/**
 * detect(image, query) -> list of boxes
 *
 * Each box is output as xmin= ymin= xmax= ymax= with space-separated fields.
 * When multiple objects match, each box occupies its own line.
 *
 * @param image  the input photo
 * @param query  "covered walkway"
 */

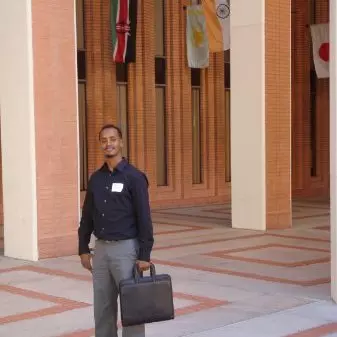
xmin=1 ymin=201 xmax=335 ymax=337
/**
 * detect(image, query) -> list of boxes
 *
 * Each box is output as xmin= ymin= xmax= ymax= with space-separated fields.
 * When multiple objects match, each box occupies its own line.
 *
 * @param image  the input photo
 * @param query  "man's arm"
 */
xmin=78 ymin=183 xmax=94 ymax=256
xmin=131 ymin=173 xmax=154 ymax=262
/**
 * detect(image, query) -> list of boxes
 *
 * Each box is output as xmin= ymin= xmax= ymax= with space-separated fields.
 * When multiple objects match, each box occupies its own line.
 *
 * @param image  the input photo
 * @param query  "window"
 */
xmin=116 ymin=63 xmax=129 ymax=158
xmin=191 ymin=69 xmax=203 ymax=184
xmin=78 ymin=83 xmax=88 ymax=191
xmin=76 ymin=0 xmax=88 ymax=190
xmin=224 ymin=50 xmax=231 ymax=182
xmin=155 ymin=0 xmax=168 ymax=186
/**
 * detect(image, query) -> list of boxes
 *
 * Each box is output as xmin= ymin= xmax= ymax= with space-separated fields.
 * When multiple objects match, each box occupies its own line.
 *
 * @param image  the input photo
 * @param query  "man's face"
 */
xmin=99 ymin=127 xmax=123 ymax=158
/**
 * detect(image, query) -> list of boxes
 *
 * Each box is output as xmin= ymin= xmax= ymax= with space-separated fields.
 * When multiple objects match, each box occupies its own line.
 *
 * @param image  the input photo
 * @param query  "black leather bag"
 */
xmin=119 ymin=263 xmax=175 ymax=327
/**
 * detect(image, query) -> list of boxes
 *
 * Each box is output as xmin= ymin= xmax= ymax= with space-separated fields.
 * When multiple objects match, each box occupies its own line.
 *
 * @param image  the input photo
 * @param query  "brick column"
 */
xmin=0 ymin=0 xmax=79 ymax=260
xmin=265 ymin=0 xmax=292 ymax=228
xmin=85 ymin=0 xmax=117 ymax=175
xmin=230 ymin=0 xmax=292 ymax=230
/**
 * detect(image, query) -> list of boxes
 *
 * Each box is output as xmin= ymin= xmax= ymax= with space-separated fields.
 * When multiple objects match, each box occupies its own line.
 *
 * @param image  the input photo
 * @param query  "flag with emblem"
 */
xmin=202 ymin=0 xmax=230 ymax=52
xmin=111 ymin=0 xmax=137 ymax=63
xmin=310 ymin=23 xmax=329 ymax=78
xmin=186 ymin=5 xmax=209 ymax=68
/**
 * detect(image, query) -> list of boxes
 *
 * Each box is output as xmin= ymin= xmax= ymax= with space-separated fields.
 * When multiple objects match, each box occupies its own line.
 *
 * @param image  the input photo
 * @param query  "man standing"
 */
xmin=78 ymin=124 xmax=154 ymax=337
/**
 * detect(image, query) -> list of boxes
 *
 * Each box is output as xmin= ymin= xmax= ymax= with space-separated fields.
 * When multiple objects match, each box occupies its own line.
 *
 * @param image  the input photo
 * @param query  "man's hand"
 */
xmin=80 ymin=253 xmax=92 ymax=272
xmin=136 ymin=260 xmax=151 ymax=272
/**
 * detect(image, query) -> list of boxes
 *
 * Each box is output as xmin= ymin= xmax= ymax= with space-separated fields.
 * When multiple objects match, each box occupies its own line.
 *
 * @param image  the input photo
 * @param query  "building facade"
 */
xmin=77 ymin=0 xmax=330 ymax=211
xmin=0 ymin=0 xmax=337 ymax=299
xmin=77 ymin=0 xmax=233 ymax=209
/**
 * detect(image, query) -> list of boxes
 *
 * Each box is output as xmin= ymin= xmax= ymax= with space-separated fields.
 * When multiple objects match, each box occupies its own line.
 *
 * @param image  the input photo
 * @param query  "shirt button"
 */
xmin=102 ymin=213 xmax=105 ymax=217
xmin=106 ymin=186 xmax=109 ymax=190
xmin=104 ymin=200 xmax=107 ymax=203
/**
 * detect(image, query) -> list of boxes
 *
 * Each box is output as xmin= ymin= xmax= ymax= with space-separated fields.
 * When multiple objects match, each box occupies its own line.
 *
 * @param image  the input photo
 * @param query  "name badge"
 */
xmin=111 ymin=183 xmax=124 ymax=192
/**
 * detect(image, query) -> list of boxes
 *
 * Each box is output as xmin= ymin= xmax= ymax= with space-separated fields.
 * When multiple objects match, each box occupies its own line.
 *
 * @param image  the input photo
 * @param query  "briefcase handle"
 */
xmin=133 ymin=263 xmax=157 ymax=283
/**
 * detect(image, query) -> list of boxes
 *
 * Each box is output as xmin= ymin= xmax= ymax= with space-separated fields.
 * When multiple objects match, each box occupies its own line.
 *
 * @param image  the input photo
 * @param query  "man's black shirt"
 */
xmin=78 ymin=159 xmax=154 ymax=261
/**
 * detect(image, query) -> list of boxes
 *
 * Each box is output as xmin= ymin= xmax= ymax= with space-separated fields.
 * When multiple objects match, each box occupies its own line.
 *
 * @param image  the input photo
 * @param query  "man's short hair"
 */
xmin=98 ymin=124 xmax=123 ymax=140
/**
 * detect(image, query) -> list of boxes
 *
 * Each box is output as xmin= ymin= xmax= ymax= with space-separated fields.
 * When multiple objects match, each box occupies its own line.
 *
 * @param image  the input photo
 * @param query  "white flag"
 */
xmin=186 ymin=5 xmax=209 ymax=68
xmin=215 ymin=0 xmax=230 ymax=51
xmin=310 ymin=23 xmax=329 ymax=78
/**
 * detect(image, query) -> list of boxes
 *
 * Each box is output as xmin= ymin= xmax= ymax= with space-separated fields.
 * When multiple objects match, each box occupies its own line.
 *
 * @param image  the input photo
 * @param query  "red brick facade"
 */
xmin=83 ymin=0 xmax=331 ymax=220
xmin=0 ymin=0 xmax=331 ymax=249
xmin=292 ymin=0 xmax=330 ymax=198
xmin=83 ymin=0 xmax=231 ymax=208
xmin=265 ymin=0 xmax=292 ymax=228
xmin=0 ymin=0 xmax=79 ymax=258
xmin=32 ymin=0 xmax=79 ymax=258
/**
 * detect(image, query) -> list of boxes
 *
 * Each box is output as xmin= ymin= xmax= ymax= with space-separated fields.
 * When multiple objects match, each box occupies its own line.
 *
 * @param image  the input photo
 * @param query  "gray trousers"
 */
xmin=92 ymin=239 xmax=145 ymax=337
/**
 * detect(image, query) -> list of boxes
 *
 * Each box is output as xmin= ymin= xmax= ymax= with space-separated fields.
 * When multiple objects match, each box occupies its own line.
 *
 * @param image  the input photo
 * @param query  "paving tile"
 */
xmin=0 ymin=201 xmax=334 ymax=337
xmin=172 ymin=279 xmax=260 ymax=302
xmin=0 ymin=291 xmax=54 ymax=317
xmin=182 ymin=311 xmax=329 ymax=337
xmin=0 ymin=270 xmax=93 ymax=304
xmin=285 ymin=301 xmax=337 ymax=322
xmin=173 ymin=298 xmax=199 ymax=310
xmin=227 ymin=293 xmax=314 ymax=315
xmin=225 ymin=245 xmax=329 ymax=265
xmin=36 ymin=258 xmax=89 ymax=276
xmin=145 ymin=306 xmax=259 ymax=337
xmin=162 ymin=254 xmax=330 ymax=285
xmin=0 ymin=270 xmax=48 ymax=285
xmin=0 ymin=307 xmax=93 ymax=337
xmin=0 ymin=256 xmax=31 ymax=270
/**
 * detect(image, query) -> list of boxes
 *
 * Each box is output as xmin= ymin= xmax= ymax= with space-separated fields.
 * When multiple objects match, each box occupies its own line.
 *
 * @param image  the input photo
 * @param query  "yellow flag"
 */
xmin=202 ymin=0 xmax=223 ymax=52
xmin=186 ymin=5 xmax=209 ymax=68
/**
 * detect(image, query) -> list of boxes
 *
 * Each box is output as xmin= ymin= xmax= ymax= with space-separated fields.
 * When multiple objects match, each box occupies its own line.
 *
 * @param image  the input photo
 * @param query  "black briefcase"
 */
xmin=119 ymin=263 xmax=175 ymax=327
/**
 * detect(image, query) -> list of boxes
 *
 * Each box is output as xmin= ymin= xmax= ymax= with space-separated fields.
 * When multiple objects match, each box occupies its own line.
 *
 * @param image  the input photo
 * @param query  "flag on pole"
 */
xmin=310 ymin=23 xmax=329 ymax=78
xmin=186 ymin=5 xmax=209 ymax=68
xmin=202 ymin=0 xmax=230 ymax=52
xmin=215 ymin=0 xmax=230 ymax=51
xmin=111 ymin=0 xmax=137 ymax=63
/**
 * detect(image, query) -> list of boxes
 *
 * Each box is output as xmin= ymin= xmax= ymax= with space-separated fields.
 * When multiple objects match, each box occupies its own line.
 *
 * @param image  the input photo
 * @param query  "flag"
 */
xmin=186 ymin=5 xmax=209 ymax=68
xmin=111 ymin=0 xmax=137 ymax=63
xmin=310 ymin=23 xmax=329 ymax=78
xmin=202 ymin=0 xmax=230 ymax=52
xmin=215 ymin=0 xmax=230 ymax=51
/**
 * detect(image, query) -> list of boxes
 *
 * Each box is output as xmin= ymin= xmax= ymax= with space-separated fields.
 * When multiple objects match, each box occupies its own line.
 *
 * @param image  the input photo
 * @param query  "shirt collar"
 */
xmin=100 ymin=158 xmax=128 ymax=173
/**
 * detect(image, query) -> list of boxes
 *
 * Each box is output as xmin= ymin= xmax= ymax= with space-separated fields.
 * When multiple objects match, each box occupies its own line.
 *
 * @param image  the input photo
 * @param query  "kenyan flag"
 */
xmin=111 ymin=0 xmax=138 ymax=63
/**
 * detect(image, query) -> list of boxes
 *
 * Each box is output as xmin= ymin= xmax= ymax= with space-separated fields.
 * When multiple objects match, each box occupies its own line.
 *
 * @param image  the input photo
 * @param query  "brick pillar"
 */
xmin=85 ymin=0 xmax=117 ymax=176
xmin=128 ymin=0 xmax=146 ymax=170
xmin=265 ymin=0 xmax=292 ymax=228
xmin=0 ymin=0 xmax=79 ymax=260
xmin=231 ymin=0 xmax=292 ymax=230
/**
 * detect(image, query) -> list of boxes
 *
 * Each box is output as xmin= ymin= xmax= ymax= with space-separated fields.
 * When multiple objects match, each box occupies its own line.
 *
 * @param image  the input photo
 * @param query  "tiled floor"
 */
xmin=1 ymin=199 xmax=336 ymax=337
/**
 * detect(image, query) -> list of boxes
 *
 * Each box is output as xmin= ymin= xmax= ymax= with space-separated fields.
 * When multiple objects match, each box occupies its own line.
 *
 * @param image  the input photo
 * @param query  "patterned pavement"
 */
xmin=1 ymin=200 xmax=336 ymax=337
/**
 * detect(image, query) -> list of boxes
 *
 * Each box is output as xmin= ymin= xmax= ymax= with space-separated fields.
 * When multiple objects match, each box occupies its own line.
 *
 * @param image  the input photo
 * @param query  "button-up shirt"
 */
xmin=78 ymin=159 xmax=154 ymax=261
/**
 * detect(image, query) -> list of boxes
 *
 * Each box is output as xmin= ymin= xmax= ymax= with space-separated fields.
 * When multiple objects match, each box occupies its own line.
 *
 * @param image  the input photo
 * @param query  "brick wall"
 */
xmin=82 ymin=0 xmax=330 ymax=210
xmin=0 ymin=1 xmax=79 ymax=257
xmin=265 ymin=0 xmax=292 ymax=228
xmin=84 ymin=0 xmax=231 ymax=208
xmin=292 ymin=0 xmax=330 ymax=199
xmin=32 ymin=0 xmax=79 ymax=258
xmin=0 ymin=0 xmax=332 ymax=247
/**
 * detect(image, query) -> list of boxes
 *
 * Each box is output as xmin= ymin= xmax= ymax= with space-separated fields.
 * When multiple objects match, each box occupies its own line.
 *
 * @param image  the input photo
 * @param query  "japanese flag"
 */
xmin=310 ymin=23 xmax=329 ymax=78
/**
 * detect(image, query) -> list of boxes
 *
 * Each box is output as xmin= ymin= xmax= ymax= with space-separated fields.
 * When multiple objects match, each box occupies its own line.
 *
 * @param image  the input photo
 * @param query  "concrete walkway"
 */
xmin=1 ymin=200 xmax=336 ymax=337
